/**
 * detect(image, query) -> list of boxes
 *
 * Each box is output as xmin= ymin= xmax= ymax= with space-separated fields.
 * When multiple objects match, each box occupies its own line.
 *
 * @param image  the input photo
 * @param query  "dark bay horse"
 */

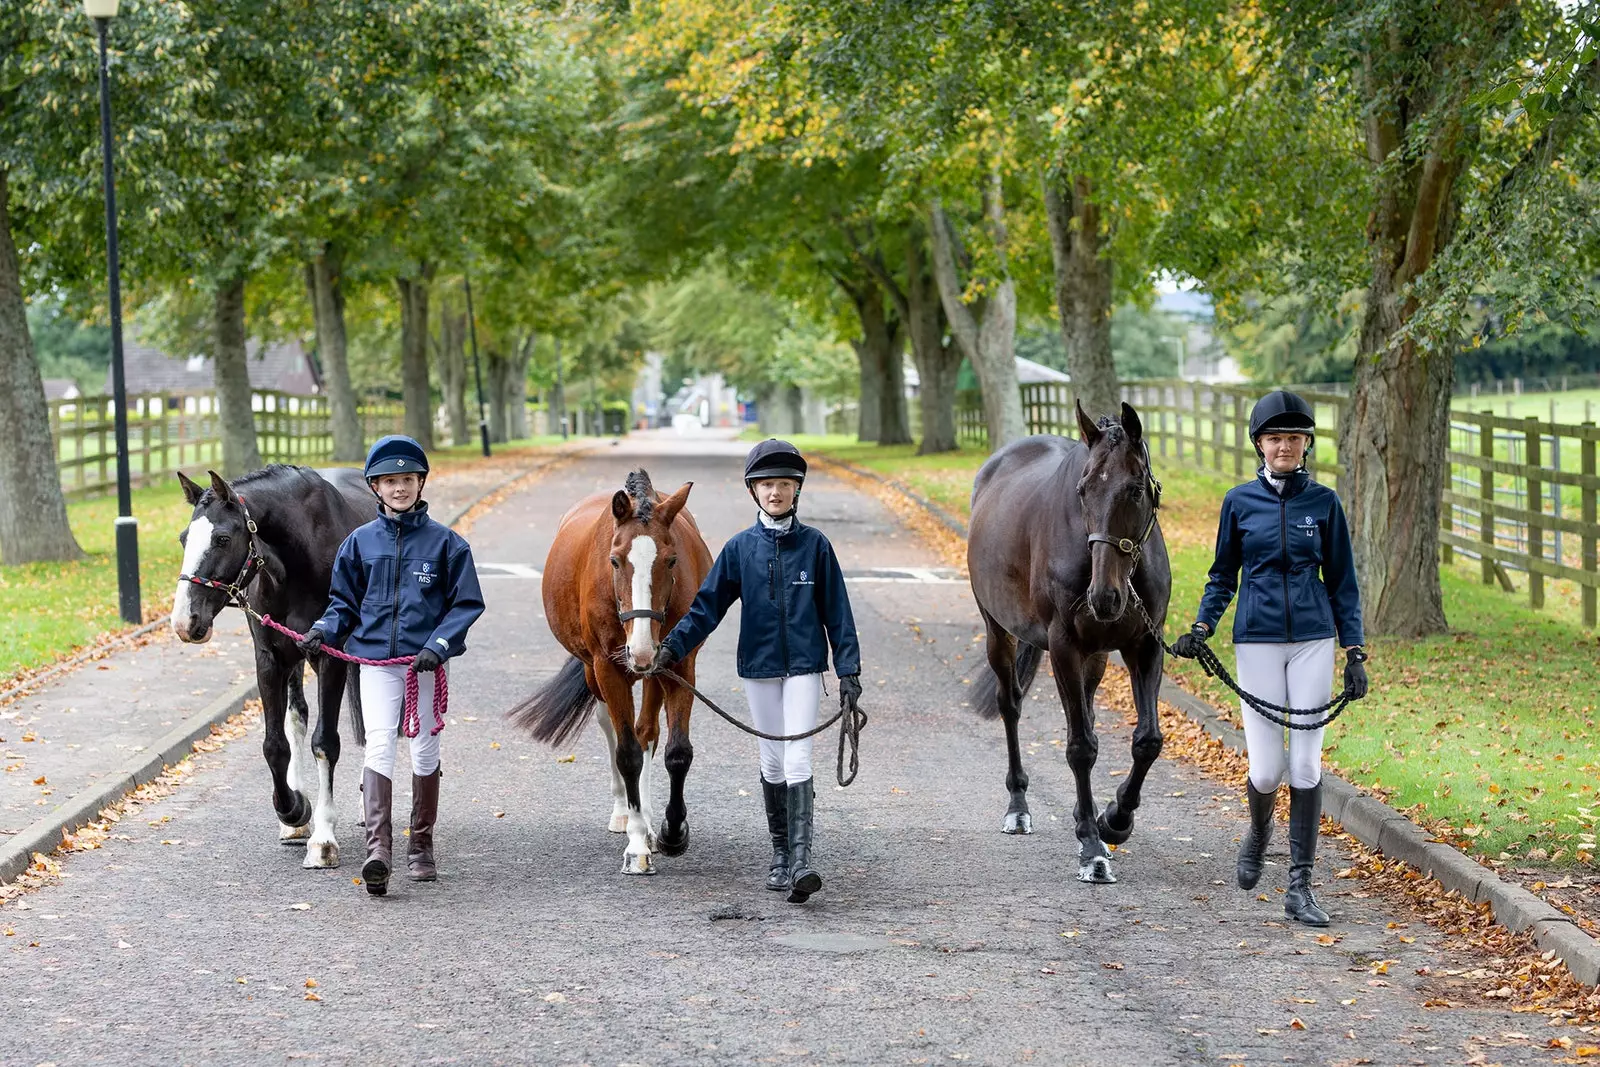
xmin=968 ymin=401 xmax=1171 ymax=884
xmin=172 ymin=466 xmax=371 ymax=868
xmin=509 ymin=470 xmax=712 ymax=875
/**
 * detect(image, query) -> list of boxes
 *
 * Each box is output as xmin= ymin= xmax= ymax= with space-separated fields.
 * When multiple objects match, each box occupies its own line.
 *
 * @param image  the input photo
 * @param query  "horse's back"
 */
xmin=972 ymin=435 xmax=1082 ymax=515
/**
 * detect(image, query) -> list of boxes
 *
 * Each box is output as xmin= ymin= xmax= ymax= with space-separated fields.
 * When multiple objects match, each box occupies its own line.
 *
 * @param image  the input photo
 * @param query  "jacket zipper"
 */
xmin=773 ymin=532 xmax=791 ymax=673
xmin=1278 ymin=494 xmax=1294 ymax=643
xmin=389 ymin=520 xmax=405 ymax=657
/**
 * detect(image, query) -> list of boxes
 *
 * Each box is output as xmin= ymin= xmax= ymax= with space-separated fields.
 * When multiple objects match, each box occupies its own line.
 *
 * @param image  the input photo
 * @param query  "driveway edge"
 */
xmin=826 ymin=450 xmax=1600 ymax=986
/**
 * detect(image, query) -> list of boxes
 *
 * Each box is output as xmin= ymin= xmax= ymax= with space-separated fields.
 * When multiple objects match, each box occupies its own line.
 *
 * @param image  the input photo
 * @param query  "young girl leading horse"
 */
xmin=652 ymin=439 xmax=863 ymax=903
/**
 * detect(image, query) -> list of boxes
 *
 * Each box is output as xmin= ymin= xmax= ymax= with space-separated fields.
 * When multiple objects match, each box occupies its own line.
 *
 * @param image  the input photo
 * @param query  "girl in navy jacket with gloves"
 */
xmin=299 ymin=435 xmax=485 ymax=897
xmin=1172 ymin=392 xmax=1368 ymax=927
xmin=652 ymin=439 xmax=861 ymax=903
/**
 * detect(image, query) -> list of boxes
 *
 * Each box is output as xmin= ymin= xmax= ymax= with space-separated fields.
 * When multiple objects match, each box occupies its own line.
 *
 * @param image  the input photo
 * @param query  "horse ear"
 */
xmin=1120 ymin=401 xmax=1143 ymax=443
xmin=176 ymin=470 xmax=205 ymax=506
xmin=611 ymin=489 xmax=634 ymax=525
xmin=206 ymin=470 xmax=236 ymax=504
xmin=1075 ymin=399 xmax=1102 ymax=447
xmin=655 ymin=482 xmax=693 ymax=528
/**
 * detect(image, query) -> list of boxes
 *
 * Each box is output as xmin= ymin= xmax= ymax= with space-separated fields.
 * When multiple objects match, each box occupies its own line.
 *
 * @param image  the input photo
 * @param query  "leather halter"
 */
xmin=618 ymin=608 xmax=666 ymax=624
xmin=178 ymin=494 xmax=266 ymax=607
xmin=1085 ymin=442 xmax=1163 ymax=566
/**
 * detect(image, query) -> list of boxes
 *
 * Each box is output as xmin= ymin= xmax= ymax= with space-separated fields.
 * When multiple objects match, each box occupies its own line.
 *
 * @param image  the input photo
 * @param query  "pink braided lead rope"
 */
xmin=259 ymin=614 xmax=447 ymax=738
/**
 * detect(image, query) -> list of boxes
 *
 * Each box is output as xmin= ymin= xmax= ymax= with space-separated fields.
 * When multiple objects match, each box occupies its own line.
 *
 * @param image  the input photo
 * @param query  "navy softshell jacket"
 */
xmin=1197 ymin=470 xmax=1364 ymax=647
xmin=662 ymin=519 xmax=861 ymax=680
xmin=314 ymin=501 xmax=486 ymax=661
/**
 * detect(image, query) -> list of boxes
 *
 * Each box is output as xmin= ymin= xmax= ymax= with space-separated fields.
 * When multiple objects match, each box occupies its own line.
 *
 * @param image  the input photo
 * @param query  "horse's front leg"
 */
xmin=635 ymin=676 xmax=665 ymax=854
xmin=595 ymin=665 xmax=652 ymax=875
xmin=302 ymin=656 xmax=346 ymax=869
xmin=656 ymin=665 xmax=694 ymax=857
xmin=258 ymin=652 xmax=311 ymax=840
xmin=1099 ymin=632 xmax=1165 ymax=846
xmin=1048 ymin=631 xmax=1113 ymax=884
xmin=982 ymin=610 xmax=1032 ymax=835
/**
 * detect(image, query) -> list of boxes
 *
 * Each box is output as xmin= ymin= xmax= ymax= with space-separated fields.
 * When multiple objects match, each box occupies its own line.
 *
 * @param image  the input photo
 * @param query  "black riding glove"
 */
xmin=413 ymin=648 xmax=443 ymax=673
xmin=648 ymin=644 xmax=677 ymax=675
xmin=1171 ymin=623 xmax=1210 ymax=660
xmin=297 ymin=629 xmax=324 ymax=657
xmin=1344 ymin=648 xmax=1369 ymax=700
xmin=839 ymin=674 xmax=863 ymax=711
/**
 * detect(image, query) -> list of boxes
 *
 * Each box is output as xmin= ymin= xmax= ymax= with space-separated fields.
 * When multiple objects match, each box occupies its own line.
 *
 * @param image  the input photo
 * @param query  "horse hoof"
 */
xmin=278 ymin=822 xmax=311 ymax=844
xmin=622 ymin=852 xmax=656 ymax=876
xmin=1077 ymin=856 xmax=1117 ymax=884
xmin=302 ymin=840 xmax=340 ymax=869
xmin=1002 ymin=812 xmax=1033 ymax=835
xmin=608 ymin=813 xmax=629 ymax=834
xmin=1097 ymin=809 xmax=1134 ymax=846
xmin=277 ymin=792 xmax=313 ymax=829
xmin=657 ymin=823 xmax=689 ymax=857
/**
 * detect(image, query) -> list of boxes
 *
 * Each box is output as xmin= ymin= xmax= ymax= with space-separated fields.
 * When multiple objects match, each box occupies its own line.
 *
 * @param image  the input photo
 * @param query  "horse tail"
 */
xmin=345 ymin=664 xmax=366 ymax=747
xmin=971 ymin=642 xmax=1045 ymax=721
xmin=508 ymin=656 xmax=597 ymax=747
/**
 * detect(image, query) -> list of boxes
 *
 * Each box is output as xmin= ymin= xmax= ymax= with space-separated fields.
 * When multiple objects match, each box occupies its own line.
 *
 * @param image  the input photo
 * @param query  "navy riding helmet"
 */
xmin=364 ymin=435 xmax=430 ymax=496
xmin=1248 ymin=391 xmax=1317 ymax=460
xmin=744 ymin=438 xmax=807 ymax=514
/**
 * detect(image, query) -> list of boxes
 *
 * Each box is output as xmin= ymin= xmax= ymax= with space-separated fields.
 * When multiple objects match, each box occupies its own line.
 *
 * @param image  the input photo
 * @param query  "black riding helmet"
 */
xmin=744 ymin=438 xmax=807 ymax=515
xmin=1248 ymin=390 xmax=1316 ymax=464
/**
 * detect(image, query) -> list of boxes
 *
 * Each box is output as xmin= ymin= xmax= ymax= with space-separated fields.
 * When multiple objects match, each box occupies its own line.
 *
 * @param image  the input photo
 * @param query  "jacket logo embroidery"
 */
xmin=793 ymin=569 xmax=814 ymax=586
xmin=414 ymin=560 xmax=435 ymax=585
xmin=1297 ymin=516 xmax=1317 ymax=538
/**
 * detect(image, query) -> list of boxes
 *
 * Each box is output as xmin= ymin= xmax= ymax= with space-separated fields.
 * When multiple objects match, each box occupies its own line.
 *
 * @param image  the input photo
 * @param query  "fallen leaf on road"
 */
xmin=1575 ymin=1047 xmax=1600 ymax=1058
xmin=159 ymin=839 xmax=181 ymax=846
xmin=305 ymin=979 xmax=318 ymax=988
xmin=1101 ymin=962 xmax=1124 ymax=970
xmin=494 ymin=811 xmax=506 ymax=818
xmin=1060 ymin=930 xmax=1081 ymax=938
xmin=1316 ymin=934 xmax=1340 ymax=945
xmin=1398 ymin=935 xmax=1416 ymax=943
xmin=1291 ymin=997 xmax=1316 ymax=1004
xmin=1370 ymin=960 xmax=1393 ymax=975
xmin=543 ymin=992 xmax=567 ymax=1003
xmin=557 ymin=754 xmax=575 ymax=763
xmin=1483 ymin=986 xmax=1514 ymax=999
xmin=1423 ymin=998 xmax=1453 ymax=1008
xmin=290 ymin=902 xmax=311 ymax=911
xmin=489 ymin=741 xmax=501 ymax=750
xmin=116 ymin=940 xmax=131 ymax=949
xmin=32 ymin=775 xmax=46 ymax=785
xmin=1290 ymin=1018 xmax=1306 ymax=1031
xmin=305 ymin=992 xmax=322 ymax=1002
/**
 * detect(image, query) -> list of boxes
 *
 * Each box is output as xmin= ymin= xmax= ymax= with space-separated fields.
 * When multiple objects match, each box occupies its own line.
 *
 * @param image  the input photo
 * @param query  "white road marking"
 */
xmin=476 ymin=562 xmax=543 ymax=579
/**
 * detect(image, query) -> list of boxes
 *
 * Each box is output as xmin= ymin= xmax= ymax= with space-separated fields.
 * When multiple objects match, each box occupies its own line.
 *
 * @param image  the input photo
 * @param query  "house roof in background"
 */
xmin=106 ymin=329 xmax=320 ymax=396
xmin=1016 ymin=356 xmax=1072 ymax=383
xmin=41 ymin=378 xmax=80 ymax=400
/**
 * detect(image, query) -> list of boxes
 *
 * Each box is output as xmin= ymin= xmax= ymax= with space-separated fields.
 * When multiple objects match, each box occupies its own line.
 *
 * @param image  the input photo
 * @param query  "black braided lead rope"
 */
xmin=654 ymin=667 xmax=868 ymax=787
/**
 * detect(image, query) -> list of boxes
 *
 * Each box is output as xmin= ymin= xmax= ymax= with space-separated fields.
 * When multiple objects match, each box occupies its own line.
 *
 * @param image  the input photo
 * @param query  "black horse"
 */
xmin=967 ymin=401 xmax=1171 ymax=884
xmin=172 ymin=465 xmax=372 ymax=868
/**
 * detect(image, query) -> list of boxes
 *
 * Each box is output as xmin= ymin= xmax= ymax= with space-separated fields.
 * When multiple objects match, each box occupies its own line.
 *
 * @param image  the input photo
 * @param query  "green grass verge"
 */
xmin=803 ymin=433 xmax=1598 ymax=865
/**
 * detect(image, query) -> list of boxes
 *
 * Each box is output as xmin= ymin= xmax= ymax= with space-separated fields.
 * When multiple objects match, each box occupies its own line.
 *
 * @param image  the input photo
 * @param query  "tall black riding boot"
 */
xmin=361 ymin=768 xmax=393 ymax=897
xmin=762 ymin=779 xmax=791 ymax=892
xmin=1285 ymin=784 xmax=1330 ymax=927
xmin=1237 ymin=781 xmax=1277 ymax=890
xmin=786 ymin=779 xmax=822 ymax=904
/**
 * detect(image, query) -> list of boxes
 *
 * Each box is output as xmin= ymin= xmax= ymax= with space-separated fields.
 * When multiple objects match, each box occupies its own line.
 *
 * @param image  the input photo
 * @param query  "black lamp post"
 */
xmin=462 ymin=276 xmax=490 ymax=457
xmin=88 ymin=0 xmax=140 ymax=625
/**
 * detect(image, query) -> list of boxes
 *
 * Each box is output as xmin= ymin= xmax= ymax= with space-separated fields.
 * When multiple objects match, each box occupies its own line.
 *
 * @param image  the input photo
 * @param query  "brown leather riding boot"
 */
xmin=361 ymin=768 xmax=393 ymax=897
xmin=407 ymin=768 xmax=441 ymax=881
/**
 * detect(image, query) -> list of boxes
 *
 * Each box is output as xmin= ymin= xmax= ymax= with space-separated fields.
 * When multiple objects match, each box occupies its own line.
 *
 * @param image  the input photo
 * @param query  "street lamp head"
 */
xmin=84 ymin=0 xmax=119 ymax=18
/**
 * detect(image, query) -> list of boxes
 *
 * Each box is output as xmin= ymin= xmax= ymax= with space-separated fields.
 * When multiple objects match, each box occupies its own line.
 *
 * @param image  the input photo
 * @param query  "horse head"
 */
xmin=609 ymin=469 xmax=694 ymax=673
xmin=1075 ymin=400 xmax=1159 ymax=623
xmin=171 ymin=470 xmax=259 ymax=644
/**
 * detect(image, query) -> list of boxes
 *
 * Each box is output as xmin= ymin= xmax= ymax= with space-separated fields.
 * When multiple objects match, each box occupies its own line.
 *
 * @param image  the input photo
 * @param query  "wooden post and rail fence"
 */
xmin=956 ymin=380 xmax=1600 ymax=628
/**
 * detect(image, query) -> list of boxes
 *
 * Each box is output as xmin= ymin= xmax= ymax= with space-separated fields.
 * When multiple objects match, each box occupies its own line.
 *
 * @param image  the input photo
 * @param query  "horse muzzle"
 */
xmin=1087 ymin=585 xmax=1127 ymax=623
xmin=173 ymin=613 xmax=215 ymax=644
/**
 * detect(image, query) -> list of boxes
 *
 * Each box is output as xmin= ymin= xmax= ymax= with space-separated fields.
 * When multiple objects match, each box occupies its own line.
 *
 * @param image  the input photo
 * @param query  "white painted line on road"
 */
xmin=478 ymin=562 xmax=544 ymax=579
xmin=843 ymin=567 xmax=965 ymax=585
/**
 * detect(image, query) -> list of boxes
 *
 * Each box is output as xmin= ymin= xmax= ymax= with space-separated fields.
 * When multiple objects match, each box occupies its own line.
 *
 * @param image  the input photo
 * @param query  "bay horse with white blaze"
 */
xmin=171 ymin=466 xmax=371 ymax=868
xmin=509 ymin=470 xmax=712 ymax=875
xmin=968 ymin=401 xmax=1171 ymax=884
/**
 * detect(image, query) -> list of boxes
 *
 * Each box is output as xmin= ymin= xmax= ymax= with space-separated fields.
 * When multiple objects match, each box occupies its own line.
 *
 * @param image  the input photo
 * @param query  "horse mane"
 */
xmin=1093 ymin=418 xmax=1127 ymax=448
xmin=196 ymin=463 xmax=306 ymax=506
xmin=624 ymin=469 xmax=655 ymax=523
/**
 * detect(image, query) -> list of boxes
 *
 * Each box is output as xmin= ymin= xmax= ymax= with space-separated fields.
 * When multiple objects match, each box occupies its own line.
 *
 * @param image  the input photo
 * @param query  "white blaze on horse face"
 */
xmin=171 ymin=515 xmax=215 ymax=642
xmin=626 ymin=535 xmax=658 ymax=668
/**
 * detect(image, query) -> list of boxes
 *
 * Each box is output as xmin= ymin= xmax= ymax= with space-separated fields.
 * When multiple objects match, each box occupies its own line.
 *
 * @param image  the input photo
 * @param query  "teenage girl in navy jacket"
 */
xmin=652 ymin=439 xmax=862 ymax=903
xmin=1173 ymin=392 xmax=1369 ymax=927
xmin=300 ymin=436 xmax=485 ymax=897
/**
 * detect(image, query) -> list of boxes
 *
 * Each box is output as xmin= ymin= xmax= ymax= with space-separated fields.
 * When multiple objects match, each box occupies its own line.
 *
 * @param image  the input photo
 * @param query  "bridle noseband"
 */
xmin=179 ymin=495 xmax=266 ymax=609
xmin=1085 ymin=442 xmax=1163 ymax=567
xmin=618 ymin=608 xmax=666 ymax=624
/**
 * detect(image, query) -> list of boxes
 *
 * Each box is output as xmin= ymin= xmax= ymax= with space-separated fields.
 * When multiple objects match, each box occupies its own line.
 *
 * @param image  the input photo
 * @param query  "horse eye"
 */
xmin=610 ymin=557 xmax=621 ymax=569
xmin=666 ymin=557 xmax=678 ymax=569
xmin=215 ymin=535 xmax=231 ymax=547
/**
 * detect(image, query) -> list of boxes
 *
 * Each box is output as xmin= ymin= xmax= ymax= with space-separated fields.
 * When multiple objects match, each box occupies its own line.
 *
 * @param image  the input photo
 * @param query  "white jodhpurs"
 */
xmin=744 ymin=673 xmax=823 ymax=786
xmin=1234 ymin=638 xmax=1336 ymax=792
xmin=360 ymin=663 xmax=441 ymax=780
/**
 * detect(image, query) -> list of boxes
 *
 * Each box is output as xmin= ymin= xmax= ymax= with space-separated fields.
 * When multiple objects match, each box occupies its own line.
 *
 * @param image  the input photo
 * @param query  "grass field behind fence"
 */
xmin=790 ymin=432 xmax=1598 ymax=866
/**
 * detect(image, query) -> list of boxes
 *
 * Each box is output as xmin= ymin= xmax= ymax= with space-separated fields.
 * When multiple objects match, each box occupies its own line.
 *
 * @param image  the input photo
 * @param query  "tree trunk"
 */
xmin=508 ymin=334 xmax=533 ymax=439
xmin=1043 ymin=172 xmax=1119 ymax=419
xmin=550 ymin=338 xmax=567 ymax=438
xmin=308 ymin=242 xmax=363 ymax=461
xmin=850 ymin=286 xmax=887 ymax=443
xmin=879 ymin=315 xmax=911 ymax=445
xmin=396 ymin=265 xmax=434 ymax=450
xmin=213 ymin=274 xmax=261 ymax=475
xmin=904 ymin=224 xmax=960 ymax=454
xmin=486 ymin=349 xmax=510 ymax=443
xmin=0 ymin=167 xmax=83 ymax=564
xmin=929 ymin=172 xmax=1023 ymax=448
xmin=435 ymin=296 xmax=469 ymax=446
xmin=1338 ymin=85 xmax=1464 ymax=637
